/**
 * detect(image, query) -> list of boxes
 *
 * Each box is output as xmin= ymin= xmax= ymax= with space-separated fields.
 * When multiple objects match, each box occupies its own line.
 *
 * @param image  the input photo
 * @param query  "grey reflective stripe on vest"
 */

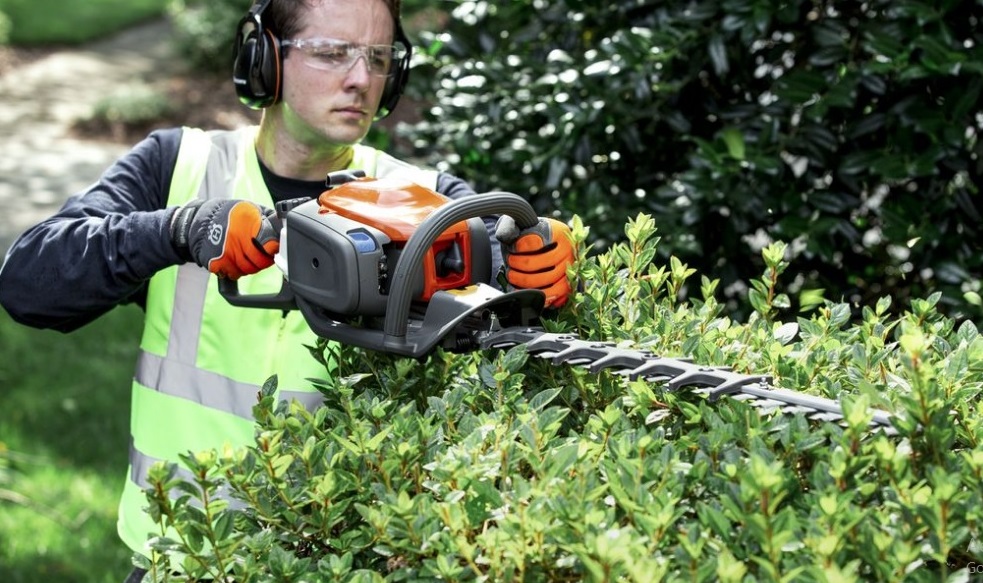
xmin=129 ymin=439 xmax=246 ymax=510
xmin=134 ymin=350 xmax=325 ymax=419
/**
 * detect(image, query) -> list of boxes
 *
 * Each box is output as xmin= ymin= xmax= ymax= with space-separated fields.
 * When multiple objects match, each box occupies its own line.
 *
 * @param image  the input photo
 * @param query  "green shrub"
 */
xmin=0 ymin=10 xmax=11 ymax=45
xmin=405 ymin=0 xmax=983 ymax=321
xmin=0 ymin=443 xmax=22 ymax=505
xmin=138 ymin=214 xmax=982 ymax=581
xmin=0 ymin=0 xmax=168 ymax=45
xmin=91 ymin=85 xmax=175 ymax=124
xmin=165 ymin=0 xmax=243 ymax=74
xmin=72 ymin=85 xmax=177 ymax=143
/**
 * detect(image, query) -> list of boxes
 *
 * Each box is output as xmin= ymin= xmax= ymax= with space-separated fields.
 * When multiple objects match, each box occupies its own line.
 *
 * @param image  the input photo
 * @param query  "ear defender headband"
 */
xmin=232 ymin=0 xmax=413 ymax=118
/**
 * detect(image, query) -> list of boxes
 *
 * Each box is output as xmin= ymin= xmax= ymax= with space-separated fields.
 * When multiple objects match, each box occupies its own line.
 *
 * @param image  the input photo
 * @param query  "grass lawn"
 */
xmin=1 ymin=2 xmax=194 ymax=579
xmin=0 ymin=304 xmax=145 ymax=583
xmin=0 ymin=0 xmax=169 ymax=45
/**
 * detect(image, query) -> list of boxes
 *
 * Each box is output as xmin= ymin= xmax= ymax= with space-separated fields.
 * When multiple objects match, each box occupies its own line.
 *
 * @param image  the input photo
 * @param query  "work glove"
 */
xmin=495 ymin=216 xmax=576 ymax=308
xmin=170 ymin=198 xmax=279 ymax=280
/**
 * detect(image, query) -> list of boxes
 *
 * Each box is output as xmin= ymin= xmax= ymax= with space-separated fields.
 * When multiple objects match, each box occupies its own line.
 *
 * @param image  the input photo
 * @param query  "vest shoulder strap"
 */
xmin=168 ymin=127 xmax=212 ymax=206
xmin=351 ymin=144 xmax=439 ymax=189
xmin=169 ymin=128 xmax=256 ymax=206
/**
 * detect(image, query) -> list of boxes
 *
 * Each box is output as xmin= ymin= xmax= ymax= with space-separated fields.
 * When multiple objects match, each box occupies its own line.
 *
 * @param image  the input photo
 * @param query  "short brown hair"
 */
xmin=268 ymin=0 xmax=401 ymax=40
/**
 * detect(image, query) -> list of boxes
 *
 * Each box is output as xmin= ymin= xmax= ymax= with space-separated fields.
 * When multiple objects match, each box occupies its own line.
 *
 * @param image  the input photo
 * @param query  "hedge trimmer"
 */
xmin=220 ymin=172 xmax=895 ymax=433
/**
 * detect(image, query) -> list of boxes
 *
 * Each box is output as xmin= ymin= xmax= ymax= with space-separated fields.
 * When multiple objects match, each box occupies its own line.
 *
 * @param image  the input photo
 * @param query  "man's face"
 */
xmin=278 ymin=0 xmax=395 ymax=147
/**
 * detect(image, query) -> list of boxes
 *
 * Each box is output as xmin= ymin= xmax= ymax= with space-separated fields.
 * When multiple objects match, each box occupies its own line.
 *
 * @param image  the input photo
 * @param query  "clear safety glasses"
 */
xmin=279 ymin=38 xmax=406 ymax=77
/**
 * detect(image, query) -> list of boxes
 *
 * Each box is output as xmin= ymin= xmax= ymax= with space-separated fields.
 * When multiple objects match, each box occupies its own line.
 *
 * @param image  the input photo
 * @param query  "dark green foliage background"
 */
xmin=406 ymin=0 xmax=983 ymax=319
xmin=160 ymin=0 xmax=983 ymax=316
xmin=165 ymin=0 xmax=245 ymax=74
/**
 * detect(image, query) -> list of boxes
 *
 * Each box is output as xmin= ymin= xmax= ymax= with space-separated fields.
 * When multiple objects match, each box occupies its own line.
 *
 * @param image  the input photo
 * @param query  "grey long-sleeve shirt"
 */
xmin=0 ymin=127 xmax=499 ymax=332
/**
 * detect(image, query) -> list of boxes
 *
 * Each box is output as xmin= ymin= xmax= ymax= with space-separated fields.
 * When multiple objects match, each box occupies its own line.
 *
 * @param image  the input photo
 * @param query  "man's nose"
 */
xmin=344 ymin=53 xmax=372 ymax=87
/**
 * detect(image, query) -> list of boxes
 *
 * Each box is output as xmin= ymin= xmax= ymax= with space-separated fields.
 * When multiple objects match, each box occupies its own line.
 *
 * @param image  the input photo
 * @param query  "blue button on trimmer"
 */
xmin=348 ymin=230 xmax=377 ymax=253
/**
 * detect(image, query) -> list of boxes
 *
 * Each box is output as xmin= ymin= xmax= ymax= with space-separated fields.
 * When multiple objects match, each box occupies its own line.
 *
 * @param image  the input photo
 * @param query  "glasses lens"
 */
xmin=364 ymin=46 xmax=395 ymax=74
xmin=285 ymin=39 xmax=401 ymax=76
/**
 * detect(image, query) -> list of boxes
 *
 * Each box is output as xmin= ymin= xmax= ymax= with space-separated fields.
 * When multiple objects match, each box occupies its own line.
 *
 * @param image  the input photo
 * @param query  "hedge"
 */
xmin=138 ymin=216 xmax=982 ymax=581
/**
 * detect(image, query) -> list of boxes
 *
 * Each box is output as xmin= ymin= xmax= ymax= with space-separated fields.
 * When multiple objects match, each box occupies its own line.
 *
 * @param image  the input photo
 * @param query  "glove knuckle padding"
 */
xmin=501 ymin=217 xmax=575 ymax=308
xmin=494 ymin=215 xmax=521 ymax=244
xmin=219 ymin=203 xmax=275 ymax=275
xmin=183 ymin=199 xmax=277 ymax=279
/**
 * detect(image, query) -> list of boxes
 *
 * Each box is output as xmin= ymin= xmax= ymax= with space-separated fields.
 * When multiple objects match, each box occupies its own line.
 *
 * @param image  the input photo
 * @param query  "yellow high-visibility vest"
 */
xmin=118 ymin=126 xmax=438 ymax=555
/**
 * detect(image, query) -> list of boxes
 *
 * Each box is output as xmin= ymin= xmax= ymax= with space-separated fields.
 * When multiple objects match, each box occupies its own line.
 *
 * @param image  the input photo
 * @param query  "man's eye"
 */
xmin=368 ymin=49 xmax=392 ymax=69
xmin=312 ymin=48 xmax=348 ymax=63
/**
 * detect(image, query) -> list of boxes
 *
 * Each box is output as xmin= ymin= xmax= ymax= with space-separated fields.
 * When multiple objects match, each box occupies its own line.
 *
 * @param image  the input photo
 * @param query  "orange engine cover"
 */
xmin=317 ymin=177 xmax=474 ymax=300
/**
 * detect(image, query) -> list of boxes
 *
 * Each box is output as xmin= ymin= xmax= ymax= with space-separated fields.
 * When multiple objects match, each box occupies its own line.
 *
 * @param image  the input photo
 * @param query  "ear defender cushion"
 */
xmin=233 ymin=22 xmax=282 ymax=109
xmin=376 ymin=25 xmax=413 ymax=119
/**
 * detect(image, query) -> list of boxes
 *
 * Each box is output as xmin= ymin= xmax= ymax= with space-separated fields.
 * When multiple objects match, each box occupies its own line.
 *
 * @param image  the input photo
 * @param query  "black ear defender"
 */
xmin=232 ymin=0 xmax=414 ymax=116
xmin=233 ymin=0 xmax=282 ymax=109
xmin=376 ymin=22 xmax=413 ymax=119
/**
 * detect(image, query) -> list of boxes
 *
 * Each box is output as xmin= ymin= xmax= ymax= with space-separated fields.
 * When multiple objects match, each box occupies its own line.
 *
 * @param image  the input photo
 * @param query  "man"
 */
xmin=0 ymin=0 xmax=574 ymax=579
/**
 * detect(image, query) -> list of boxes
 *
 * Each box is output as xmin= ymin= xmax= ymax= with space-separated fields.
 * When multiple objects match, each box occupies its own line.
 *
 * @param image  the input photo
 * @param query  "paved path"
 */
xmin=0 ymin=19 xmax=177 ymax=254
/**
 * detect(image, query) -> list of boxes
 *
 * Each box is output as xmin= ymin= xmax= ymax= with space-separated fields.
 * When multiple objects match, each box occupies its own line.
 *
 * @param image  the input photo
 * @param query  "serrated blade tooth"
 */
xmin=587 ymin=348 xmax=659 ymax=374
xmin=667 ymin=367 xmax=751 ymax=392
xmin=780 ymin=405 xmax=816 ymax=416
xmin=627 ymin=358 xmax=694 ymax=382
xmin=809 ymin=412 xmax=844 ymax=423
xmin=702 ymin=375 xmax=774 ymax=401
xmin=480 ymin=327 xmax=544 ymax=350
xmin=748 ymin=398 xmax=786 ymax=409
xmin=522 ymin=333 xmax=576 ymax=356
xmin=551 ymin=340 xmax=615 ymax=366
